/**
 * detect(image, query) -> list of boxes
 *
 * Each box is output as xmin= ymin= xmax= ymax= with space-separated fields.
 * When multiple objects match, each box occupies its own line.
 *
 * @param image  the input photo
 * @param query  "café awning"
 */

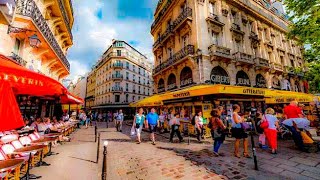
xmin=129 ymin=94 xmax=163 ymax=107
xmin=0 ymin=54 xmax=66 ymax=96
xmin=60 ymin=92 xmax=84 ymax=104
xmin=0 ymin=80 xmax=25 ymax=131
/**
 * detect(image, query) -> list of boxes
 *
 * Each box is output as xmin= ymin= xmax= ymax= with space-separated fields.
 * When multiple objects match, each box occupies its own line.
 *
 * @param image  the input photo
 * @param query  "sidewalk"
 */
xmin=102 ymin=121 xmax=320 ymax=180
xmin=30 ymin=127 xmax=99 ymax=180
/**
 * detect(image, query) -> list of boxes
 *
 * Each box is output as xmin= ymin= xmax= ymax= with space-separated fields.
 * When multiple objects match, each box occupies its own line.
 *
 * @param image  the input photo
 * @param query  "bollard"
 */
xmin=96 ymin=132 xmax=100 ymax=163
xmin=101 ymin=141 xmax=108 ymax=180
xmin=106 ymin=120 xmax=108 ymax=128
xmin=250 ymin=131 xmax=258 ymax=170
xmin=95 ymin=125 xmax=97 ymax=142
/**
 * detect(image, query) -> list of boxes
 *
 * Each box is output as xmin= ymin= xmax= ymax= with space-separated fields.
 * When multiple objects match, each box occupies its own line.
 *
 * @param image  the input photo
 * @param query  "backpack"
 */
xmin=191 ymin=116 xmax=196 ymax=125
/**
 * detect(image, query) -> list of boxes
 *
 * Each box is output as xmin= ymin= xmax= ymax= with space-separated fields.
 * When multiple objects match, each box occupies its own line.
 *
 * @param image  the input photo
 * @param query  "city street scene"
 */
xmin=0 ymin=0 xmax=320 ymax=180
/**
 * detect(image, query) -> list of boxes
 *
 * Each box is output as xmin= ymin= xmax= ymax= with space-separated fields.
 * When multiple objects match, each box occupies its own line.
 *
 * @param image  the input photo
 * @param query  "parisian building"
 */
xmin=151 ymin=0 xmax=307 ymax=94
xmin=91 ymin=40 xmax=153 ymax=110
xmin=85 ymin=69 xmax=96 ymax=108
xmin=0 ymin=0 xmax=73 ymax=81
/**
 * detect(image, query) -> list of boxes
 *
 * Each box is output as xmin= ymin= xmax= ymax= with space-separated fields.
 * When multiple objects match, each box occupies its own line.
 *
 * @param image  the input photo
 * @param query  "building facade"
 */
xmin=0 ymin=0 xmax=73 ymax=81
xmin=85 ymin=69 xmax=96 ymax=108
xmin=151 ymin=0 xmax=307 ymax=94
xmin=92 ymin=40 xmax=153 ymax=109
xmin=69 ymin=76 xmax=87 ymax=101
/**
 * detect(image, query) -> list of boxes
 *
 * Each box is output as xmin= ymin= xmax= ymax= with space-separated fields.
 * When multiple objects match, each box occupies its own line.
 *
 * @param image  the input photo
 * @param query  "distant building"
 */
xmin=85 ymin=69 xmax=96 ymax=108
xmin=69 ymin=76 xmax=87 ymax=101
xmin=88 ymin=40 xmax=153 ymax=111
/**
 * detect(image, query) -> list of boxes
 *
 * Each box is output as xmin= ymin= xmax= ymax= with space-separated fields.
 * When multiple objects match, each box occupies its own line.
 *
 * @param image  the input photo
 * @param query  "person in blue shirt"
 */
xmin=146 ymin=108 xmax=159 ymax=145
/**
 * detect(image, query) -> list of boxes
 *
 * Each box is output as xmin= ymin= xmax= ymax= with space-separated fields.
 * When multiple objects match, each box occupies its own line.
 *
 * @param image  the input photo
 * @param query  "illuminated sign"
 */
xmin=0 ymin=73 xmax=44 ymax=86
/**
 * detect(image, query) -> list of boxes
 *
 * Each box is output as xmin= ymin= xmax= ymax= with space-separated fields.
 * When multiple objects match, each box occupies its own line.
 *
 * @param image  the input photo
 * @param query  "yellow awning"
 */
xmin=265 ymin=91 xmax=315 ymax=104
xmin=130 ymin=94 xmax=163 ymax=107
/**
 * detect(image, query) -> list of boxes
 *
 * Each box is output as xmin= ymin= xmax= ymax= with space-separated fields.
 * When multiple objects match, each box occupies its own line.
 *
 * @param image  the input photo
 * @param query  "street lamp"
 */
xmin=28 ymin=34 xmax=41 ymax=48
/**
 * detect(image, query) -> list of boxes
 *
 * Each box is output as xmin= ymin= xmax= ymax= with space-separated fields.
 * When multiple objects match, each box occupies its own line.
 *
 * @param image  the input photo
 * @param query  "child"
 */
xmin=256 ymin=113 xmax=268 ymax=149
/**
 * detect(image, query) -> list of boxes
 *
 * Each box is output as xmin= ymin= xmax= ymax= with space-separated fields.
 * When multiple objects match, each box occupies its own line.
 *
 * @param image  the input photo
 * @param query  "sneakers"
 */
xmin=152 ymin=141 xmax=156 ymax=145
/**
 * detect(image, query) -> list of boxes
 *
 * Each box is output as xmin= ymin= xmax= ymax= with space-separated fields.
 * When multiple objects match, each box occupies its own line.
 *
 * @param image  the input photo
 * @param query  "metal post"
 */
xmin=250 ymin=131 xmax=258 ymax=170
xmin=95 ymin=124 xmax=97 ymax=142
xmin=101 ymin=141 xmax=108 ymax=180
xmin=96 ymin=132 xmax=100 ymax=163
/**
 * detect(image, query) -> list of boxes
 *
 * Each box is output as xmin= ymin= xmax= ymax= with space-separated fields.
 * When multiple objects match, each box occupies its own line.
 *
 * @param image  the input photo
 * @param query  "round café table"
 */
xmin=13 ymin=145 xmax=50 ymax=167
xmin=44 ymin=133 xmax=61 ymax=138
xmin=32 ymin=137 xmax=58 ymax=156
xmin=0 ymin=159 xmax=24 ymax=178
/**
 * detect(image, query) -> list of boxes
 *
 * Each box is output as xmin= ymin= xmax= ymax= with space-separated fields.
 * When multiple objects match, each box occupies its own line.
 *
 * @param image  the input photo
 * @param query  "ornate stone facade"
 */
xmin=151 ymin=0 xmax=307 ymax=94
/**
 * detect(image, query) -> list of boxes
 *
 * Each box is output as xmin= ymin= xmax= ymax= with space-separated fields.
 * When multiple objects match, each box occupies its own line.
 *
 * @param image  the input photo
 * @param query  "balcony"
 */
xmin=206 ymin=13 xmax=225 ymax=27
xmin=272 ymin=63 xmax=283 ymax=72
xmin=230 ymin=23 xmax=244 ymax=35
xmin=233 ymin=52 xmax=254 ymax=65
xmin=15 ymin=0 xmax=70 ymax=71
xmin=9 ymin=52 xmax=27 ymax=66
xmin=208 ymin=44 xmax=232 ymax=60
xmin=255 ymin=57 xmax=270 ymax=69
xmin=57 ymin=0 xmax=73 ymax=40
xmin=249 ymin=32 xmax=260 ymax=45
xmin=151 ymin=0 xmax=174 ymax=32
xmin=153 ymin=37 xmax=162 ymax=50
xmin=153 ymin=45 xmax=195 ymax=75
xmin=112 ymin=74 xmax=123 ymax=80
xmin=113 ymin=62 xmax=123 ymax=69
xmin=160 ymin=25 xmax=174 ymax=44
xmin=111 ymin=86 xmax=123 ymax=92
xmin=173 ymin=7 xmax=192 ymax=31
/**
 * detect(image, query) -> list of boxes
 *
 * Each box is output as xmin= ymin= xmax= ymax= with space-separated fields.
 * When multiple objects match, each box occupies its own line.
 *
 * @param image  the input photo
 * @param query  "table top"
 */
xmin=17 ymin=129 xmax=35 ymax=135
xmin=0 ymin=159 xmax=24 ymax=172
xmin=44 ymin=133 xmax=61 ymax=137
xmin=32 ymin=137 xmax=56 ymax=143
xmin=13 ymin=145 xmax=46 ymax=153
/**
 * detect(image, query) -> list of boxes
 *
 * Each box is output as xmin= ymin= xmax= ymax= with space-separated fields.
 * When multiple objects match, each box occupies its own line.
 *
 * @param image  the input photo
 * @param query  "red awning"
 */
xmin=60 ymin=92 xmax=84 ymax=104
xmin=0 ymin=54 xmax=67 ymax=96
xmin=0 ymin=80 xmax=25 ymax=131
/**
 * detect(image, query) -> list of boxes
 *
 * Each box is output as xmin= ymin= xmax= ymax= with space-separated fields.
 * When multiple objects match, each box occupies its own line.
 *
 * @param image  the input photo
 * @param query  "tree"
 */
xmin=284 ymin=0 xmax=320 ymax=92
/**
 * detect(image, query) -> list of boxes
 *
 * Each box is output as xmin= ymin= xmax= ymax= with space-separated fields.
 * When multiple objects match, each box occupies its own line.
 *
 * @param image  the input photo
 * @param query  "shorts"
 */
xmin=231 ymin=128 xmax=248 ymax=139
xmin=136 ymin=126 xmax=142 ymax=135
xmin=149 ymin=124 xmax=157 ymax=133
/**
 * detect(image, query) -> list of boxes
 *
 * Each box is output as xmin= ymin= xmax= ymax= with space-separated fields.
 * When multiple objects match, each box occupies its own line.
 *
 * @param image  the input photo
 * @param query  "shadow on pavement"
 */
xmin=69 ymin=156 xmax=97 ymax=164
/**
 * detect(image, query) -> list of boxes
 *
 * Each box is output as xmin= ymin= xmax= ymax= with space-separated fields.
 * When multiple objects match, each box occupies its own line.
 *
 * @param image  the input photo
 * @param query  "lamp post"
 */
xmin=101 ymin=141 xmax=108 ymax=180
xmin=7 ymin=25 xmax=41 ymax=48
xmin=195 ymin=49 xmax=203 ymax=83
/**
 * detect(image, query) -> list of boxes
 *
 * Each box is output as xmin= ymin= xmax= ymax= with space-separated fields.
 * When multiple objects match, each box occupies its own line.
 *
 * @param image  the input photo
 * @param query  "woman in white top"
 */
xmin=264 ymin=108 xmax=279 ymax=154
xmin=195 ymin=111 xmax=204 ymax=142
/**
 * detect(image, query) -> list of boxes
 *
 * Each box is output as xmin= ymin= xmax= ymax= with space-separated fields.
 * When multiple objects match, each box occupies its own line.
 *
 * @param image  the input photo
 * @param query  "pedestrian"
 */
xmin=103 ymin=111 xmax=107 ymax=122
xmin=107 ymin=111 xmax=112 ymax=122
xmin=264 ymin=108 xmax=279 ymax=154
xmin=159 ymin=111 xmax=165 ymax=133
xmin=255 ymin=113 xmax=267 ymax=149
xmin=85 ymin=112 xmax=90 ymax=129
xmin=133 ymin=108 xmax=145 ymax=144
xmin=210 ymin=109 xmax=226 ymax=156
xmin=169 ymin=112 xmax=184 ymax=143
xmin=116 ymin=109 xmax=124 ymax=132
xmin=98 ymin=112 xmax=103 ymax=122
xmin=195 ymin=111 xmax=204 ymax=142
xmin=231 ymin=104 xmax=251 ymax=158
xmin=146 ymin=108 xmax=159 ymax=145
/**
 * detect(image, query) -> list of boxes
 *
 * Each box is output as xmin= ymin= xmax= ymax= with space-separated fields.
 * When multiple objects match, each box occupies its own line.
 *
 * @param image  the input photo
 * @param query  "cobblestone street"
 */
xmin=102 ymin=121 xmax=320 ymax=180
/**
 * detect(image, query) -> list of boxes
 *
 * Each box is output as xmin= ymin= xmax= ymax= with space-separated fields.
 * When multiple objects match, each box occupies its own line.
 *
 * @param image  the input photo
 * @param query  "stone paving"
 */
xmin=103 ymin=121 xmax=320 ymax=180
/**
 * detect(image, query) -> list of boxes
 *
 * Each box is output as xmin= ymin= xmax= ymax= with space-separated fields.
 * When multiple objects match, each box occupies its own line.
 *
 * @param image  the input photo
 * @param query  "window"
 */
xmin=115 ymin=95 xmax=120 ymax=102
xmin=158 ymin=55 xmax=162 ymax=64
xmin=126 ymin=94 xmax=129 ymax=102
xmin=268 ymin=52 xmax=272 ymax=61
xmin=290 ymin=59 xmax=295 ymax=67
xmin=132 ymin=96 xmax=135 ymax=101
xmin=211 ymin=31 xmax=219 ymax=45
xmin=126 ymin=72 xmax=129 ymax=80
xmin=138 ymin=68 xmax=141 ymax=74
xmin=14 ymin=39 xmax=22 ymax=55
xmin=133 ymin=65 xmax=135 ymax=72
xmin=115 ymin=82 xmax=120 ymax=87
xmin=138 ymin=96 xmax=140 ymax=100
xmin=231 ymin=11 xmax=237 ymax=23
xmin=182 ymin=34 xmax=189 ymax=47
xmin=209 ymin=2 xmax=215 ymax=15
xmin=117 ymin=50 xmax=121 ymax=56
xmin=133 ymin=74 xmax=136 ymax=81
xmin=133 ymin=85 xmax=136 ymax=93
xmin=139 ymin=77 xmax=141 ymax=83
xmin=114 ymin=41 xmax=124 ymax=47
xmin=180 ymin=1 xmax=187 ymax=12
xmin=280 ymin=56 xmax=284 ymax=66
xmin=143 ymin=79 xmax=145 ymax=85
xmin=168 ymin=48 xmax=173 ymax=57
xmin=235 ymin=40 xmax=241 ymax=52
xmin=126 ymin=62 xmax=129 ymax=69
xmin=138 ymin=86 xmax=141 ymax=94
xmin=126 ymin=83 xmax=129 ymax=91
xmin=249 ymin=21 xmax=254 ymax=32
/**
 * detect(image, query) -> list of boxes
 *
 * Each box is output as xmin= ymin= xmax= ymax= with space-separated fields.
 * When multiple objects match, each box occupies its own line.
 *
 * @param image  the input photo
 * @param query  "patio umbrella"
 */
xmin=0 ymin=80 xmax=25 ymax=131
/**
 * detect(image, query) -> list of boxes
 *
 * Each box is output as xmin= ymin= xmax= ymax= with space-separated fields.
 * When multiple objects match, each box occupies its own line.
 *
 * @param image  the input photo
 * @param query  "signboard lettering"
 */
xmin=211 ymin=75 xmax=230 ymax=84
xmin=242 ymin=89 xmax=265 ymax=95
xmin=236 ymin=70 xmax=251 ymax=87
xmin=0 ymin=73 xmax=44 ymax=86
xmin=180 ymin=78 xmax=193 ymax=86
xmin=173 ymin=91 xmax=190 ymax=98
xmin=256 ymin=74 xmax=266 ymax=88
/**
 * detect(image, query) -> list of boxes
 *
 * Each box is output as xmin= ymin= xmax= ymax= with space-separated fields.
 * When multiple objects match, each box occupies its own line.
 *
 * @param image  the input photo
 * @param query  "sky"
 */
xmin=67 ymin=0 xmax=158 ymax=83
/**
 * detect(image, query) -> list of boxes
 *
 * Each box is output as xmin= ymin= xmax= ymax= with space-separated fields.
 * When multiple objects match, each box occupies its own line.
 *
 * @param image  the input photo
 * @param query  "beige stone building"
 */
xmin=151 ymin=0 xmax=307 ymax=94
xmin=0 ymin=0 xmax=73 ymax=80
xmin=85 ymin=69 xmax=96 ymax=108
xmin=92 ymin=40 xmax=153 ymax=110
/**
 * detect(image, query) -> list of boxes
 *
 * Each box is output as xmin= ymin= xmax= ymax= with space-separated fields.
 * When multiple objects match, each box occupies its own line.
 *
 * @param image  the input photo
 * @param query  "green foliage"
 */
xmin=284 ymin=0 xmax=320 ymax=92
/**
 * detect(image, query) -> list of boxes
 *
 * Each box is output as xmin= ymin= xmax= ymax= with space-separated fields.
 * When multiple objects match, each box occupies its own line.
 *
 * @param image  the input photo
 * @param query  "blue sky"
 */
xmin=67 ymin=0 xmax=158 ymax=82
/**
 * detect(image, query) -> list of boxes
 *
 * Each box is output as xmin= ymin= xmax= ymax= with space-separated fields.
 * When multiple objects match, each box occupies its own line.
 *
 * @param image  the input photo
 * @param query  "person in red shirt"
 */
xmin=284 ymin=101 xmax=303 ymax=119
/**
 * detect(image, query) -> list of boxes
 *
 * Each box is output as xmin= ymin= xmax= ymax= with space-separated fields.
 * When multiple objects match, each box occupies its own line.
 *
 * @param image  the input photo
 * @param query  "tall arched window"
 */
xmin=180 ymin=67 xmax=193 ymax=87
xmin=167 ymin=74 xmax=177 ymax=90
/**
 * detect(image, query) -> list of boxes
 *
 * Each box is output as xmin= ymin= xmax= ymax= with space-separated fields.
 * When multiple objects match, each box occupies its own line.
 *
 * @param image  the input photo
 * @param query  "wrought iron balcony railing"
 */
xmin=272 ymin=63 xmax=283 ymax=71
xmin=9 ymin=52 xmax=27 ymax=66
xmin=58 ymin=0 xmax=72 ymax=40
xmin=113 ymin=62 xmax=123 ymax=68
xmin=208 ymin=44 xmax=231 ymax=59
xmin=112 ymin=86 xmax=123 ymax=92
xmin=153 ymin=45 xmax=195 ymax=74
xmin=173 ymin=7 xmax=192 ymax=30
xmin=15 ymin=0 xmax=70 ymax=71
xmin=151 ymin=0 xmax=174 ymax=31
xmin=254 ymin=57 xmax=270 ymax=68
xmin=112 ymin=74 xmax=123 ymax=79
xmin=233 ymin=52 xmax=254 ymax=64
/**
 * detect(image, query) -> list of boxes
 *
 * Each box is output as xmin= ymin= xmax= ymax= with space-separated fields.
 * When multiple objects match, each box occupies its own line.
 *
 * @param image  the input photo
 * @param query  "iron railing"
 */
xmin=10 ymin=52 xmax=27 ymax=66
xmin=173 ymin=7 xmax=192 ymax=30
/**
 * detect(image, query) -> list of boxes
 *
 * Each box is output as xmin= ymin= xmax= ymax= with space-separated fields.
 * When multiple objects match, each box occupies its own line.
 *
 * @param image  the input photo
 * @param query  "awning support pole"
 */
xmin=68 ymin=103 xmax=71 ymax=117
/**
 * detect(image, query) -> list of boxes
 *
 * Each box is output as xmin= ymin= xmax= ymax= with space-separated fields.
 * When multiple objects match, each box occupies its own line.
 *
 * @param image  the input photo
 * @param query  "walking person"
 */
xmin=195 ymin=111 xmax=204 ymax=142
xmin=85 ymin=112 xmax=90 ymax=129
xmin=116 ymin=109 xmax=124 ymax=132
xmin=210 ymin=109 xmax=226 ymax=156
xmin=264 ymin=108 xmax=279 ymax=154
xmin=146 ymin=108 xmax=159 ymax=145
xmin=107 ymin=111 xmax=112 ymax=122
xmin=255 ymin=113 xmax=267 ymax=149
xmin=133 ymin=108 xmax=145 ymax=144
xmin=159 ymin=111 xmax=165 ymax=133
xmin=231 ymin=104 xmax=251 ymax=158
xmin=169 ymin=113 xmax=184 ymax=143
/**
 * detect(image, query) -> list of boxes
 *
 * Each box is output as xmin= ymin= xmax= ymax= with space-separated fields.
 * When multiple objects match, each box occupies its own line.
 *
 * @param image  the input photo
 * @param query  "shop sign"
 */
xmin=236 ymin=71 xmax=251 ymax=86
xmin=173 ymin=91 xmax=191 ymax=98
xmin=242 ymin=88 xmax=265 ymax=95
xmin=180 ymin=78 xmax=193 ymax=86
xmin=272 ymin=77 xmax=281 ymax=89
xmin=210 ymin=66 xmax=230 ymax=85
xmin=256 ymin=74 xmax=266 ymax=88
xmin=0 ymin=73 xmax=44 ymax=86
xmin=167 ymin=83 xmax=176 ymax=90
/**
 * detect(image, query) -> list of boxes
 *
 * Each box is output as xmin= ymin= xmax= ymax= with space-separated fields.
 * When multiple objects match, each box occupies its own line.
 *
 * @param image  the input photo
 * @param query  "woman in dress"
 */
xmin=133 ymin=108 xmax=145 ymax=144
xmin=231 ymin=104 xmax=251 ymax=158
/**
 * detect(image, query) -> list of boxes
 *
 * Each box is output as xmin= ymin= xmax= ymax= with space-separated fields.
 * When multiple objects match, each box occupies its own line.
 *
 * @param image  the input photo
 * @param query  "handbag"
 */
xmin=260 ymin=115 xmax=269 ymax=129
xmin=130 ymin=126 xmax=135 ymax=136
xmin=241 ymin=122 xmax=251 ymax=130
